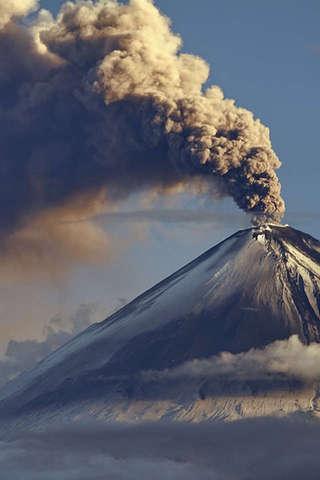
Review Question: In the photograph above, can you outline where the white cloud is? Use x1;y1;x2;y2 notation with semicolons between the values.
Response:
143;335;320;383
0;0;38;28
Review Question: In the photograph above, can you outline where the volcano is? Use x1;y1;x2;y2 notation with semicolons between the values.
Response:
1;224;320;429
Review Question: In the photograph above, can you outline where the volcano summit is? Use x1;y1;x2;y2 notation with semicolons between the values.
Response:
1;224;320;429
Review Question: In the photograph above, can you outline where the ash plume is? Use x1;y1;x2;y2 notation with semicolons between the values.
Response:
0;0;38;28
0;0;285;268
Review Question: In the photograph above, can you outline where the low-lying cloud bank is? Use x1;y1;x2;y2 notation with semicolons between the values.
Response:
2;333;320;391
1;419;320;479
143;335;320;383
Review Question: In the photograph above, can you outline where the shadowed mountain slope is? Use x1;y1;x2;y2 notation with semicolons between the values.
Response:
0;224;320;426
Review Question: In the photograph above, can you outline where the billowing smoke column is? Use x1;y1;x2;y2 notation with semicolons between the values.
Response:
0;0;285;268
0;0;37;28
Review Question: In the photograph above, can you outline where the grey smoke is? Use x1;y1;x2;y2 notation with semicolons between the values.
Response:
0;0;285;267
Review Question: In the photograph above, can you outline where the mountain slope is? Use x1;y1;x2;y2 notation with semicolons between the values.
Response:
0;224;320;428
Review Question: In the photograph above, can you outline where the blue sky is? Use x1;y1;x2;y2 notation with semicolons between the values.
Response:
0;0;319;350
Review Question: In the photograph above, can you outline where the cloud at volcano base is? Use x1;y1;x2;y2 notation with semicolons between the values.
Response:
143;335;320;383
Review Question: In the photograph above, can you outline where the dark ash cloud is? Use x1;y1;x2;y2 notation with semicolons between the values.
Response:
0;0;285;271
